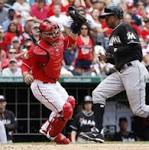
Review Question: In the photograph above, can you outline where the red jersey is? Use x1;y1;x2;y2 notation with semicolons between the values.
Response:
22;34;73;83
141;28;149;40
3;32;16;51
31;3;48;20
47;2;67;17
0;39;7;52
76;35;94;61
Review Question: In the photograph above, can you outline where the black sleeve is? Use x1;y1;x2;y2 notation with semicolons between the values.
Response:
115;43;142;56
106;46;115;64
5;111;17;131
70;113;80;132
115;24;141;55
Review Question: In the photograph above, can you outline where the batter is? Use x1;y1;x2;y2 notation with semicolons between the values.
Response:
90;4;149;141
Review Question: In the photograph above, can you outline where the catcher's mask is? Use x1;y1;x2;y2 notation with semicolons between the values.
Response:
39;19;60;43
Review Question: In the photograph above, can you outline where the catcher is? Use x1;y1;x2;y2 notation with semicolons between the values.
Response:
21;19;77;144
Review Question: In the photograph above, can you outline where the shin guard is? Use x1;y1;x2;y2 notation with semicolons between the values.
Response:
48;102;73;138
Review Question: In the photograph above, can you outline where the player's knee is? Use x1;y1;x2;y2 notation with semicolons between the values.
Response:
92;88;97;98
92;87;102;98
63;102;73;120
132;107;148;118
67;96;76;109
92;88;105;103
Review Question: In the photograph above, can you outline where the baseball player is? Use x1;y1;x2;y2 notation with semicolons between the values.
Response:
21;19;76;144
70;95;95;143
0;95;17;143
90;4;149;141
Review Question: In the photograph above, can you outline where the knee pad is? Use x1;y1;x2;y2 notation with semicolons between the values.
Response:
67;96;76;109
63;102;73;120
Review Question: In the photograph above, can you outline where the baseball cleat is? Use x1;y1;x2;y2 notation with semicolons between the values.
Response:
79;132;104;143
39;128;47;136
54;133;70;144
39;120;51;137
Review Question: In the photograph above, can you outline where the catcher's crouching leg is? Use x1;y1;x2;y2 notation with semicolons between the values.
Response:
48;98;75;144
40;96;76;144
49;102;73;137
67;96;76;109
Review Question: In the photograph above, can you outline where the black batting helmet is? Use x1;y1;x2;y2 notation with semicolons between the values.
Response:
100;5;123;19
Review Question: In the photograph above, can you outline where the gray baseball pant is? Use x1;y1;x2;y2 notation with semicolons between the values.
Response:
92;60;149;118
0;121;7;143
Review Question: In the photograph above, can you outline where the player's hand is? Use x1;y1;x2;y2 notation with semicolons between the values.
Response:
98;52;106;62
24;73;34;85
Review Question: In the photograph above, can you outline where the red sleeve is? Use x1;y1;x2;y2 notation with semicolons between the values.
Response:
21;48;33;73
141;29;149;40
47;4;54;17
64;35;76;50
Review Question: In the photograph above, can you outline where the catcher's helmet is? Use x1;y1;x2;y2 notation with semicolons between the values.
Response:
39;19;60;43
100;5;123;19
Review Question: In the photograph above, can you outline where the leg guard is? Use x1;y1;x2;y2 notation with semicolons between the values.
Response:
48;102;73;138
67;96;76;109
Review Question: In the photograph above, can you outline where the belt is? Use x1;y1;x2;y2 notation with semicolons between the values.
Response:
43;81;56;84
43;79;57;84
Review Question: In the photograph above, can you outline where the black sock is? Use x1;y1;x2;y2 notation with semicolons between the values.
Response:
93;103;105;132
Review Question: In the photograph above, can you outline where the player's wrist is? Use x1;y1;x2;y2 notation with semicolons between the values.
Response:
23;72;30;77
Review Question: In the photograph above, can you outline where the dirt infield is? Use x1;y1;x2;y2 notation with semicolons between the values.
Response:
1;143;149;150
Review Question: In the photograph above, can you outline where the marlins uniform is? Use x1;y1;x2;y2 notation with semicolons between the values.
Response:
0;110;17;142
92;5;149;130
70;111;96;135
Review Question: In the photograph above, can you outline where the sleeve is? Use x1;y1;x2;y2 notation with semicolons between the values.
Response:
70;114;80;132
115;24;141;55
21;48;33;73
5;111;17;131
105;46;115;64
64;34;77;50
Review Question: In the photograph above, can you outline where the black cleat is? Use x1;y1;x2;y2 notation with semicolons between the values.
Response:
79;132;104;143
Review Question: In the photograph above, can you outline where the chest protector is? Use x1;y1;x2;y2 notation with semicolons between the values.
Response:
33;37;64;80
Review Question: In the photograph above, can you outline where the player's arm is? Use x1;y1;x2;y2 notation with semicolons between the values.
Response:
105;46;115;64
98;46;115;64
71;131;77;143
21;49;34;85
70;114;80;143
5;111;17;131
114;24;141;55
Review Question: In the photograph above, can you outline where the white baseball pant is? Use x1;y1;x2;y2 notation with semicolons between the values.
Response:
31;80;69;120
